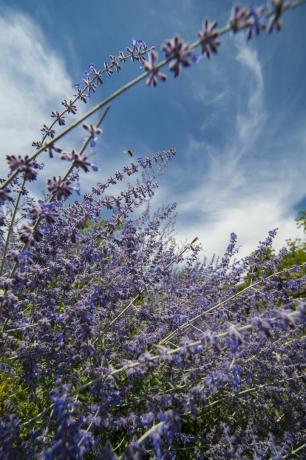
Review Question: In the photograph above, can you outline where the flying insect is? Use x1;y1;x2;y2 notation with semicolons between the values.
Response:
124;149;134;157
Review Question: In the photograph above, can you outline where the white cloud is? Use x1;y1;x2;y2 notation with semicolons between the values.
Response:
0;12;74;163
174;197;305;259
235;38;265;153
0;10;99;199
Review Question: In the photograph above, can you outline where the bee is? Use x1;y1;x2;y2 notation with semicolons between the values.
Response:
124;149;133;157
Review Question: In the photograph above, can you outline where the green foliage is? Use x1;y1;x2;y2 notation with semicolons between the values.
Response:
296;210;306;233
0;372;41;422
236;211;306;298
279;210;306;278
279;238;306;270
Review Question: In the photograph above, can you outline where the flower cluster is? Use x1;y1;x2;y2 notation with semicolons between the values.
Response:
162;35;193;77
198;19;221;58
144;50;167;87
0;178;305;458
6;155;40;181
142;0;291;87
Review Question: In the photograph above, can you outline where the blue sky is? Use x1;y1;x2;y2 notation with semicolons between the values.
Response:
0;0;306;257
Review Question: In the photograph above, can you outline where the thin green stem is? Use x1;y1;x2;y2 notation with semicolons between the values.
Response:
137;421;164;445
0;178;25;276
288;443;306;457
21;403;54;427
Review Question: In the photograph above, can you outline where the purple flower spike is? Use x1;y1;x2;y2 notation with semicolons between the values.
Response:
246;6;267;40
229;5;251;33
109;55;121;73
83;77;97;93
103;61;113;77
72;89;88;103
62;99;78;114
198;19;221;58
32;140;43;149
91;67;103;85
162;35;193;77
82;124;102;137
144;50;167;87
44;143;62;159
51;111;66;126
47;176;73;200
18;224;42;244
0;189;13;203
40;124;55;138
230;5;267;39
6;155;38;181
268;0;285;33
61;150;92;173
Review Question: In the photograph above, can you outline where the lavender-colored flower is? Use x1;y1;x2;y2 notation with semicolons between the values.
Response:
82;123;102;137
6;155;38;181
27;202;58;224
83;77;97;93
0;416;26;459
32;140;43;149
109;55;121;73
226;324;243;351
246;6;267;40
99;442;119;459
51;111;66;126
144;50;167;87
0;7;304;457
73;89;88;103
162;35;193;77
229;5;251;33
18;223;42;244
6;154;27;173
127;40;150;65
0;188;13;203
61;98;78;114
198;19;221;58
89;65;103;85
44;143;62;159
40;124;55;138
61;150;92;173
47;176;74;200
230;5;267;39
103;61;113;77
268;0;285;33
0;209;5;226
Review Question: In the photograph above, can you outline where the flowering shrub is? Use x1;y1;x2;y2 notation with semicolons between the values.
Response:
0;1;305;458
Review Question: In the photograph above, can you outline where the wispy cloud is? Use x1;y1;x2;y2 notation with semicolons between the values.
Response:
160;37;306;257
0;10;94;198
0;11;73;160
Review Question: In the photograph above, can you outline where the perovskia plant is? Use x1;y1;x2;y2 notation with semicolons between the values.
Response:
0;1;305;458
